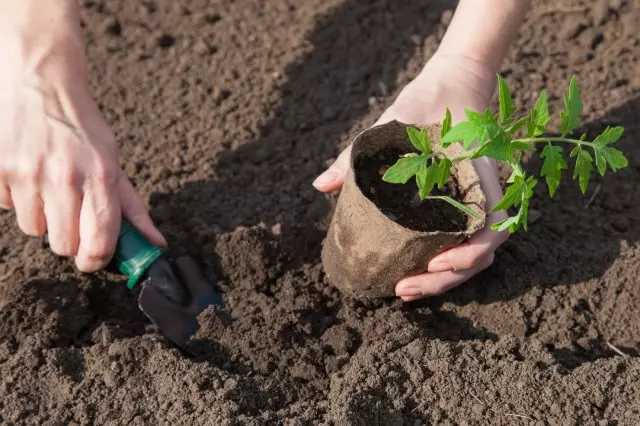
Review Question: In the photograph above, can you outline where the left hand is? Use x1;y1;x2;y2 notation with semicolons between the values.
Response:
313;53;509;301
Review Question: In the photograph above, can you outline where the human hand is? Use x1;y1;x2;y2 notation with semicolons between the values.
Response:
0;2;166;272
313;53;508;300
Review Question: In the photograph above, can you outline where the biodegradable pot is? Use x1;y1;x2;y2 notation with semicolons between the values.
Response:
321;120;487;298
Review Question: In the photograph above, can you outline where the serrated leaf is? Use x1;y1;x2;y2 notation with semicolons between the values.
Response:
435;158;452;188
441;109;499;149
472;130;512;161
524;91;551;138
507;155;525;183
490;177;537;233
426;196;482;220
540;144;567;197
382;155;427;184
571;146;593;194
491;215;520;233
507;116;528;135
491;175;526;212
407;127;431;154
560;76;583;136
593;144;628;176
511;141;537;152
418;162;442;199
441;120;476;148
593;126;624;145
441;108;452;137
498;74;515;125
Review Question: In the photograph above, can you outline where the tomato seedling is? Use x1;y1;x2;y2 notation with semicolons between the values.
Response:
382;75;628;233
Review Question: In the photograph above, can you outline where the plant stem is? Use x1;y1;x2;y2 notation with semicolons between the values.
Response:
442;136;594;165
513;137;595;147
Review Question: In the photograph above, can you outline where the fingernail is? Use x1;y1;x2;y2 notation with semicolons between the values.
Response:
395;281;423;297
401;295;423;302
428;260;452;272
312;168;339;189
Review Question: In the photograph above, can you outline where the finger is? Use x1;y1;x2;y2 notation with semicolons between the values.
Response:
42;186;81;257
75;179;121;272
0;185;13;210
11;186;46;236
396;252;494;300
312;145;351;193
427;224;508;272
118;176;167;247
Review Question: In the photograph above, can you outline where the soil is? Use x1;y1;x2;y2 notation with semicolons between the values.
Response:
1;0;640;424
355;147;466;232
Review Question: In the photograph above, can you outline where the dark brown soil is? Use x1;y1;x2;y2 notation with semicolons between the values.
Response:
1;0;640;424
355;147;466;232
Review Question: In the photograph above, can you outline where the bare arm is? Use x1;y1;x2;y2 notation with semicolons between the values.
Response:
438;0;531;74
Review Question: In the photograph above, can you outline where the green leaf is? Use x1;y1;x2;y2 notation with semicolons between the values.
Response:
592;126;627;175
593;126;624;145
540;144;567;197
407;127;431;154
418;159;452;198
507;116;528;135
472;130;512;162
524;91;551;138
425;196;482;220
570;146;593;194
492;176;525;212
441;109;499;149
435;158;452;188
511;141;537;152
498;74;515;125
441;108;452;137
560;76;583;136
490;177;537;233
382;155;427;184
491;215;520;233
593;144;628;175
507;155;525;183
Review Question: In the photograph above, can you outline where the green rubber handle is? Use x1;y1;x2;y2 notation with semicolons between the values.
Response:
114;220;165;289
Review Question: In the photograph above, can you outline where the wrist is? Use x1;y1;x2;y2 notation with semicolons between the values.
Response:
1;0;85;75
418;52;496;108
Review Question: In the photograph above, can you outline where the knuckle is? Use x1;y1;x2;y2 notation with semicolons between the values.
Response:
89;160;119;186
51;165;78;187
18;163;43;185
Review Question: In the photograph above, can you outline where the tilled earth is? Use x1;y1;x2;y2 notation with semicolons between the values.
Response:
1;0;640;424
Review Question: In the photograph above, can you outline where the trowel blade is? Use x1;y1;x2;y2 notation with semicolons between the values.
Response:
137;256;223;350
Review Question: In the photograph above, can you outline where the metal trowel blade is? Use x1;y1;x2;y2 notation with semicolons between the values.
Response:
137;256;223;351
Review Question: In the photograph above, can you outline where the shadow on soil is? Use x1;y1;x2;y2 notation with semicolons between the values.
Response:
145;0;640;369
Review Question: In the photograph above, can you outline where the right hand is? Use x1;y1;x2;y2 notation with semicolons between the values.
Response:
313;53;508;301
0;1;166;272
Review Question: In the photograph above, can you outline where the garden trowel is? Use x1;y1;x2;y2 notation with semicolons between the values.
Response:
113;221;224;352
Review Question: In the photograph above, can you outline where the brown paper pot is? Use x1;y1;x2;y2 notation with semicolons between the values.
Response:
321;120;487;298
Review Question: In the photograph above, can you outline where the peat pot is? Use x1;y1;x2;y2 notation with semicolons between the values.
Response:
321;120;487;298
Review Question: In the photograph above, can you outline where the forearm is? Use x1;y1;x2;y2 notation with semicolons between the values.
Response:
438;0;531;73
1;0;85;71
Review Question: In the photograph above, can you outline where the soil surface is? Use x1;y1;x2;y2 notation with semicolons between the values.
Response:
356;147;466;232
2;0;640;424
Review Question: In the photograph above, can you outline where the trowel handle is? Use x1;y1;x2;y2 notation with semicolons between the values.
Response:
114;220;166;289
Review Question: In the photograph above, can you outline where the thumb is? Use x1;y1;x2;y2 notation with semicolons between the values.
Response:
312;145;351;193
118;175;168;247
